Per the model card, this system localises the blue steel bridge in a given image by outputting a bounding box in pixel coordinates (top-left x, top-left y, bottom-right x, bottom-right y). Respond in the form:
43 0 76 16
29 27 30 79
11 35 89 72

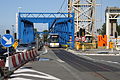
17 12 74 48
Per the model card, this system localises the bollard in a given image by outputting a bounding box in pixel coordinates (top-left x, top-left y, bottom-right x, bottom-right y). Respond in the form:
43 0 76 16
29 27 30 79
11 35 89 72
111 48 113 52
82 45 85 51
75 42 80 50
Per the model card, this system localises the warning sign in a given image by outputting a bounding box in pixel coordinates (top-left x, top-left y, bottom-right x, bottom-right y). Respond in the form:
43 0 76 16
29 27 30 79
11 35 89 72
12 41 18 49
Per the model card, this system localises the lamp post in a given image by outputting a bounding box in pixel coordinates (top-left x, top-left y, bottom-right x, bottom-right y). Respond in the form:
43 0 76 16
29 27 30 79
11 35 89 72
18 7 22 12
12 25 14 36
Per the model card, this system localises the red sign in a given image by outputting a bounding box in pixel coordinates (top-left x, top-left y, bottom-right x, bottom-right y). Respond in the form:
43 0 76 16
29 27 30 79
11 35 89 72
82 36 86 41
75 37 79 41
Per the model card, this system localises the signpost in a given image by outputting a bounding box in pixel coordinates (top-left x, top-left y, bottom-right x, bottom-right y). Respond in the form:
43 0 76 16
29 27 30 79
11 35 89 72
1 34 14 71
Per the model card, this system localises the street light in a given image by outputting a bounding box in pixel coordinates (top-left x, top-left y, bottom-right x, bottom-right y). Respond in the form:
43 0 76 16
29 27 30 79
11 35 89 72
12 25 14 36
18 7 22 12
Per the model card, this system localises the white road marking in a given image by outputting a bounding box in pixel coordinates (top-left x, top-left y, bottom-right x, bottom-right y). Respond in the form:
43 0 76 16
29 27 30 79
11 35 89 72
66 49 120 65
100 60 120 65
41 46 48 55
9 67 61 80
81 55 120 65
8 77 32 80
57 59 65 63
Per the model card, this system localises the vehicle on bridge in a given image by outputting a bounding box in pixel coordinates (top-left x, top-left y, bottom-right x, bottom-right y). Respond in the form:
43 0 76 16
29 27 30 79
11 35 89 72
116 43 120 50
48 33 60 48
16 44 33 53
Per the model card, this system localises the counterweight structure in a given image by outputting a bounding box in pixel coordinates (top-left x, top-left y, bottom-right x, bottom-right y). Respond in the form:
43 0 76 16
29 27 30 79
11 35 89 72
106 7 120 49
68 0 96 36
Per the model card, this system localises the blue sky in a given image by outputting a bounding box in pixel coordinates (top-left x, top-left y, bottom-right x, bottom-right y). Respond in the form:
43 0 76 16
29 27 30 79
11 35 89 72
0 0 120 35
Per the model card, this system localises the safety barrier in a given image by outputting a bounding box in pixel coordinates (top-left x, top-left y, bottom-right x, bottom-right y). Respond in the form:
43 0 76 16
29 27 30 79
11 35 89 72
27 51 31 60
20 52 24 62
15 54 22 66
5 49 38 71
0 60 5 67
29 50 33 59
0 49 38 79
32 50 37 57
5 55 17 71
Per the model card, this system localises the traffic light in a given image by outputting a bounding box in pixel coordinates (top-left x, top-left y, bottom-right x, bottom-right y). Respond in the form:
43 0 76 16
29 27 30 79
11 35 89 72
14 33 17 39
82 29 85 36
77 32 79 37
6 30 10 34
115 32 118 38
79 28 82 36
79 28 85 36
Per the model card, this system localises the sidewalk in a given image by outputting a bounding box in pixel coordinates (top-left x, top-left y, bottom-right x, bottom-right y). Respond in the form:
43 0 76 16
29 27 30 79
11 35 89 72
66 48 120 56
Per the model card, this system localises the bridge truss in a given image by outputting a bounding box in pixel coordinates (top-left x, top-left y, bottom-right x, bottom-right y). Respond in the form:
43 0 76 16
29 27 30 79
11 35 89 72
68 0 96 36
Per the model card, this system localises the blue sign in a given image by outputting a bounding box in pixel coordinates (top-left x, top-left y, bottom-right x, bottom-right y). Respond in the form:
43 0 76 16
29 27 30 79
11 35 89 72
1 34 14 47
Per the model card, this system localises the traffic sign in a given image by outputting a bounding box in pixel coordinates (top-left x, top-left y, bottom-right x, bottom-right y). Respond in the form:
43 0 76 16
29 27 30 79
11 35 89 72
1 34 14 47
75 37 79 41
82 36 86 42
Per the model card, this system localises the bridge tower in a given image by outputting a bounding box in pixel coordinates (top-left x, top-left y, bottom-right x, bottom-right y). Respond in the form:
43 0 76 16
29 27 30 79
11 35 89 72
106 7 120 49
68 0 96 37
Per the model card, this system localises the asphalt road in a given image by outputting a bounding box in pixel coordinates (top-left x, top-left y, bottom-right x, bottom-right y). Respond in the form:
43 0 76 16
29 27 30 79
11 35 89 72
8 47 120 80
53 49 120 80
8 47 81 80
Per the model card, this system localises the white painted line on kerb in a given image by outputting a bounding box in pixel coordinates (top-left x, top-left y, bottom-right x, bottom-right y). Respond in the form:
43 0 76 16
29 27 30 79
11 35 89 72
41 46 48 55
40 46 48 55
57 59 65 63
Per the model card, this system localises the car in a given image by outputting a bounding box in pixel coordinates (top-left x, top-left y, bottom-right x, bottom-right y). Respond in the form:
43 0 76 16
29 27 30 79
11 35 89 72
16 44 32 53
29 42 36 49
116 43 120 50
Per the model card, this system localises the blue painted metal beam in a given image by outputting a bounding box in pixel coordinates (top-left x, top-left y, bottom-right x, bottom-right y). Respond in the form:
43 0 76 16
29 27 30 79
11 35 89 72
18 12 74 48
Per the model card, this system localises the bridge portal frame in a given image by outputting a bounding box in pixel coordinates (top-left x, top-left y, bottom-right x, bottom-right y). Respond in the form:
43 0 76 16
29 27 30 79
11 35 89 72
16 12 75 48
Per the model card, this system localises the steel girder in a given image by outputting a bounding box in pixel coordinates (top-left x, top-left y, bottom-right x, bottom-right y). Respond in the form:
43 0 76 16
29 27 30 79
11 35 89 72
54 20 74 48
17 12 74 48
